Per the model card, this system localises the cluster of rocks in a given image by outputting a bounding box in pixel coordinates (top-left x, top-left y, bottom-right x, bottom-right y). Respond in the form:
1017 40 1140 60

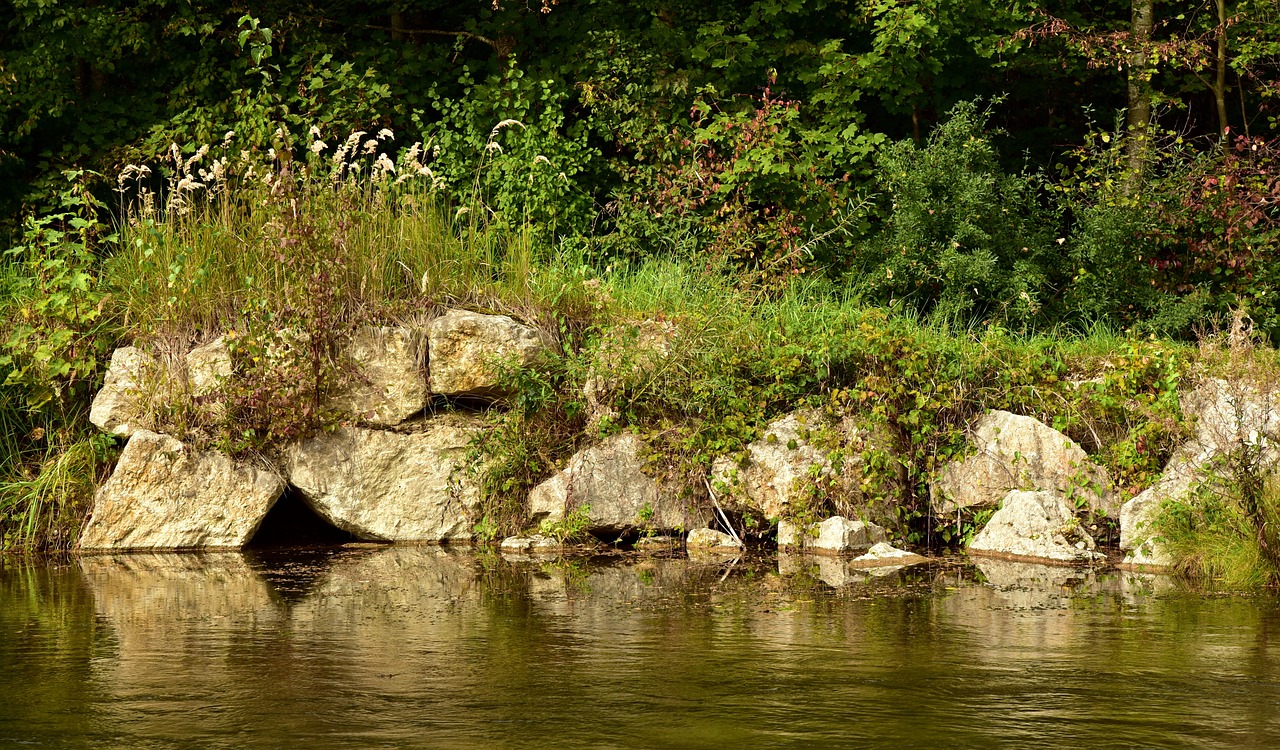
81 309 547 549
81 302 1277 575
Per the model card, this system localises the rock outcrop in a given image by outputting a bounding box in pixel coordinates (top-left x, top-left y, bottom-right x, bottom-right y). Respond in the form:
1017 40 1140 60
931 410 1117 519
80 430 284 549
89 347 161 438
337 326 428 425
1117 378 1280 570
427 309 548 397
711 408 903 524
528 432 706 536
287 416 483 542
967 489 1105 564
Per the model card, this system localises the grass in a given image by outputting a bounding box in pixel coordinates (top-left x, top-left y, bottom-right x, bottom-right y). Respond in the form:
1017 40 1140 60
1155 477 1280 590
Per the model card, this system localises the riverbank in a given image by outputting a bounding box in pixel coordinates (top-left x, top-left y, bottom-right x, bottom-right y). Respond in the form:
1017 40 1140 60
5 144 1280 590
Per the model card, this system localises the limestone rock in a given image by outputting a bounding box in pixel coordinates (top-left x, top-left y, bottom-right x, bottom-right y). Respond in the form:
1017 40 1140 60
89 347 162 438
812 516 888 555
1183 377 1280 456
686 527 742 550
582 319 677 428
79 430 284 549
851 542 928 568
186 337 231 398
288 416 483 542
967 489 1105 564
711 408 903 523
931 410 1117 519
427 309 548 397
338 326 428 425
528 432 706 536
500 535 560 553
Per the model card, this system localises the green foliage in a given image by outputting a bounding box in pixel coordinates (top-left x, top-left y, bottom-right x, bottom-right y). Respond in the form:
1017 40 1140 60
539 504 593 544
852 101 1063 327
0 174 114 414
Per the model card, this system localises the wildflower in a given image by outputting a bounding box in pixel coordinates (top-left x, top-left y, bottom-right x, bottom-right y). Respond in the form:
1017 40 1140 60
310 140 327 154
377 128 394 141
309 125 321 137
376 153 396 175
222 130 235 147
363 139 379 155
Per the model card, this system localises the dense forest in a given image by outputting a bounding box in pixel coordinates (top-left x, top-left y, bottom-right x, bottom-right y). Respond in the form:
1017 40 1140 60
1 1 1279 556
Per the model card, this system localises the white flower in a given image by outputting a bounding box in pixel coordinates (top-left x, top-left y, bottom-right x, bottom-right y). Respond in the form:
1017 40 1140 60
310 140 327 154
377 128 394 141
363 139 378 155
309 125 321 137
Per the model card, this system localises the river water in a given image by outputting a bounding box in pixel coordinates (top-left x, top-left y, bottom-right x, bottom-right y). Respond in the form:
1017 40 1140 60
3 547 1280 749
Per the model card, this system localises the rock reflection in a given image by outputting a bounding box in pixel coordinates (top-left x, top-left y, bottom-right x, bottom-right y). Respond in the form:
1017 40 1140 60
4 548 1279 748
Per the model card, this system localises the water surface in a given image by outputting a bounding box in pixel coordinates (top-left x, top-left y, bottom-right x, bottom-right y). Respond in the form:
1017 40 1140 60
4 548 1280 748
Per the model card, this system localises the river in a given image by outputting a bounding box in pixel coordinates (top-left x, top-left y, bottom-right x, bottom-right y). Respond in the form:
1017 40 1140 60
3 547 1280 748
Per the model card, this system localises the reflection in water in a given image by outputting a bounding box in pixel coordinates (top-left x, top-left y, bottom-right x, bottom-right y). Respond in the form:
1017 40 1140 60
4 550 1280 748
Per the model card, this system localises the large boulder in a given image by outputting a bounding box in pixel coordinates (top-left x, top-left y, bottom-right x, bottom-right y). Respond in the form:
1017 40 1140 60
1116 377 1280 570
711 408 903 524
528 432 707 536
967 489 1105 564
427 309 548 397
931 410 1117 519
89 347 162 438
79 430 284 549
288 416 483 542
336 326 428 425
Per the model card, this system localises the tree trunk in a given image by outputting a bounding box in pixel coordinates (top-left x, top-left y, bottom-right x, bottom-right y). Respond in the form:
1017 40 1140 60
1125 0 1155 192
1214 0 1230 137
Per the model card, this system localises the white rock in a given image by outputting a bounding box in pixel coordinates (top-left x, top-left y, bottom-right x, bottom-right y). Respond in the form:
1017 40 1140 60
89 347 162 438
338 326 428 425
79 430 284 549
931 410 1117 518
967 489 1105 564
288 416 483 542
851 542 927 566
186 337 231 398
500 535 560 552
427 309 547 397
711 408 903 523
812 516 888 555
686 528 742 550
528 432 707 535
582 319 677 429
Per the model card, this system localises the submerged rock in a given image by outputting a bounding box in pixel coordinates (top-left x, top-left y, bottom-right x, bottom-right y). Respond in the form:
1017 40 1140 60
528 432 706 536
710 408 903 524
89 347 161 438
967 489 1105 564
686 527 742 550
337 326 428 425
850 542 928 568
427 309 548 397
288 416 483 542
500 535 561 553
79 430 284 549
931 410 1117 519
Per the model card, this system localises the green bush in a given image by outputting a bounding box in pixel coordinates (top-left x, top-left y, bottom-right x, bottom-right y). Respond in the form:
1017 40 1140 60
852 101 1063 327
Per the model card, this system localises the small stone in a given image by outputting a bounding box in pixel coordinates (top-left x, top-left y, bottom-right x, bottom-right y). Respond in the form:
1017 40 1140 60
686 528 742 550
812 516 888 555
186 337 232 398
